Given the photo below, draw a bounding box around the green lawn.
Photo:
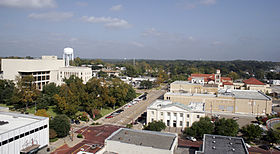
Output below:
[273,122,280,133]
[136,93,142,97]
[100,108,114,116]
[0,103,14,108]
[25,105,58,117]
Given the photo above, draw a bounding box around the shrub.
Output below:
[93,114,102,121]
[91,122,101,125]
[77,134,83,138]
[49,129,57,139]
[144,121,166,132]
[126,124,133,128]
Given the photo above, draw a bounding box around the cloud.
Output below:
[131,41,144,47]
[110,4,122,11]
[142,28,163,37]
[211,41,222,45]
[28,12,73,21]
[81,16,131,29]
[200,0,216,5]
[0,0,56,9]
[76,1,87,7]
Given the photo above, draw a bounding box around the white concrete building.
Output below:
[0,112,49,154]
[1,56,64,90]
[147,100,205,129]
[57,67,92,85]
[1,48,93,89]
[104,128,178,154]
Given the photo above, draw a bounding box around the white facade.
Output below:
[147,100,205,129]
[1,56,65,90]
[0,112,49,154]
[57,67,92,85]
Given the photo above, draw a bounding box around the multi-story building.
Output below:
[0,112,49,154]
[147,100,205,129]
[164,90,272,116]
[170,81,218,94]
[1,48,92,90]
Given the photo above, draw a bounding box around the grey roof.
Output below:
[107,128,177,150]
[196,134,249,154]
[231,90,271,100]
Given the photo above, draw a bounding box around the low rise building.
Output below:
[243,77,271,93]
[0,112,49,154]
[147,100,205,129]
[57,66,92,85]
[170,81,218,94]
[164,90,272,115]
[104,128,178,154]
[196,134,249,154]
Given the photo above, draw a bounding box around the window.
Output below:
[187,121,190,127]
[187,114,189,118]
[151,118,154,122]
[35,128,39,132]
[2,140,8,145]
[39,126,43,130]
[30,130,35,134]
[9,138,14,142]
[167,120,170,126]
[180,113,183,117]
[161,112,163,116]
[151,111,154,115]
[167,112,171,116]
[44,125,47,128]
[180,121,183,126]
[174,113,177,117]
[20,134,24,138]
[15,136,19,140]
[25,132,30,136]
[197,115,200,118]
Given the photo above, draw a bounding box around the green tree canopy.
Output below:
[49,115,70,138]
[214,118,239,137]
[241,124,263,142]
[184,117,214,139]
[263,129,280,146]
[0,79,15,105]
[144,120,166,132]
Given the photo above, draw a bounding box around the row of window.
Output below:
[152,111,200,119]
[0,125,47,147]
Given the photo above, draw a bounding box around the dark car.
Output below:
[116,109,124,113]
[259,145,270,150]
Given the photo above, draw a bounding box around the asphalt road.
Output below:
[97,89,166,126]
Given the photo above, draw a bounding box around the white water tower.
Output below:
[63,47,74,67]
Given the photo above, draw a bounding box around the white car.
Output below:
[275,145,280,151]
[186,136,197,142]
[245,143,251,148]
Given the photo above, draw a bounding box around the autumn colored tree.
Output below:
[35,109,49,118]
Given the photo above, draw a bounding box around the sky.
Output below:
[0,0,279,61]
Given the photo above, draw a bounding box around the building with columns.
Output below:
[147,100,205,129]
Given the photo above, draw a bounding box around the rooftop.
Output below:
[148,99,205,112]
[106,128,177,150]
[0,112,47,135]
[196,134,249,154]
[243,77,265,85]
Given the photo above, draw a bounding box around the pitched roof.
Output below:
[223,82,233,85]
[243,77,265,85]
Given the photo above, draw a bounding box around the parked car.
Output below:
[116,109,124,113]
[186,136,197,142]
[259,145,270,150]
[105,115,113,119]
[245,143,251,148]
[274,145,280,151]
[233,117,239,120]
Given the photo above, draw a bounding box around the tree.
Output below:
[140,80,153,89]
[144,120,166,131]
[0,79,15,105]
[241,124,263,143]
[184,117,214,139]
[263,129,280,146]
[49,115,70,138]
[227,72,239,81]
[35,109,49,117]
[214,118,239,137]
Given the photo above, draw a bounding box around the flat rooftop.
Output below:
[0,112,47,135]
[148,100,204,112]
[107,128,177,150]
[197,134,248,154]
